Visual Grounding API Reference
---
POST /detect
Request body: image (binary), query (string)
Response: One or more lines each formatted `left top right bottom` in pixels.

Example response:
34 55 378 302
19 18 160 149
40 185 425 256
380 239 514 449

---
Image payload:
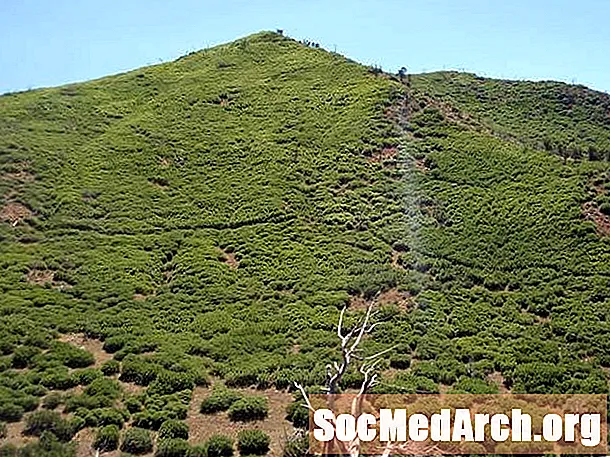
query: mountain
1 31 610 455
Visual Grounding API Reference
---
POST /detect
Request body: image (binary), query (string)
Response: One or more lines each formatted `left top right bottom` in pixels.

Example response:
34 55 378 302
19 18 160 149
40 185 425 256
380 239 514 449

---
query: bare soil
218 248 239 270
59 333 113 369
187 385 295 457
583 201 610 236
0 202 32 226
26 269 72 290
367 146 398 164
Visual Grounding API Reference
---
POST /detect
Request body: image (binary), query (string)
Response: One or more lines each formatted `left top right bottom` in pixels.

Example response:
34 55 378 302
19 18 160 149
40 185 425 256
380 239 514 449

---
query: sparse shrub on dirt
206 434 234 457
227 396 268 422
237 430 270 455
94 424 120 451
155 438 191 457
120 427 153 454
158 419 189 440
200 386 243 414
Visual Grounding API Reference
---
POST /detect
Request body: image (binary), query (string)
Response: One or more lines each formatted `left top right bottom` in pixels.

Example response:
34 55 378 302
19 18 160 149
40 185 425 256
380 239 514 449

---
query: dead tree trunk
294 302 395 457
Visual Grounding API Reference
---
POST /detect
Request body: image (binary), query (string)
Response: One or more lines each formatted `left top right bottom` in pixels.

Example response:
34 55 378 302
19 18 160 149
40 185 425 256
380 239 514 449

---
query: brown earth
26 269 72 290
59 333 113 369
487 371 510 393
187 385 295 457
367 146 398 164
218 248 239 270
583 201 610 236
0 202 32 226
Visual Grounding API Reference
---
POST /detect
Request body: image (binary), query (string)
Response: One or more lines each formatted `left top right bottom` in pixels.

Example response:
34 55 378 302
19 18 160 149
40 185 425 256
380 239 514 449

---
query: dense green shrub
124 396 143 413
228 397 268 422
0 403 24 422
23 410 77 441
120 427 153 454
11 346 41 369
42 392 63 410
101 359 121 376
285 401 308 429
149 371 195 395
206 435 233 457
71 368 103 386
49 342 94 369
0 422 6 439
237 430 270 455
120 356 159 386
94 424 120 451
200 386 243 414
155 438 191 457
158 419 189 440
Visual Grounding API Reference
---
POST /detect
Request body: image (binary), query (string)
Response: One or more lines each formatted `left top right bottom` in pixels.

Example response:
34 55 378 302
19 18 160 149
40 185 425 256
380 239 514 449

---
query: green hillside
2 31 610 455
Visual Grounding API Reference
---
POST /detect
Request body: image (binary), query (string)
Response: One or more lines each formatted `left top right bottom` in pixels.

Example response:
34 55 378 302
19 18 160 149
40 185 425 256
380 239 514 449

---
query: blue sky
1 0 609 94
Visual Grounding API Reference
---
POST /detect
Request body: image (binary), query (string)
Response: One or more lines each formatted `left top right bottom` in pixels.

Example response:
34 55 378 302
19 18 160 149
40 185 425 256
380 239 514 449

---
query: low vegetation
1 29 610 454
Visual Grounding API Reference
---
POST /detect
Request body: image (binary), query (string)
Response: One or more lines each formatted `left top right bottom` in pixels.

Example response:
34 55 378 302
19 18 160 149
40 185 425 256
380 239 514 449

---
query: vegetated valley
1 31 610 456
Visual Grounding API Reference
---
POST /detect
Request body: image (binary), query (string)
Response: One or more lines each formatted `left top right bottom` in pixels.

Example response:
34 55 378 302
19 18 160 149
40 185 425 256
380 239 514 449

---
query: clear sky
1 0 609 94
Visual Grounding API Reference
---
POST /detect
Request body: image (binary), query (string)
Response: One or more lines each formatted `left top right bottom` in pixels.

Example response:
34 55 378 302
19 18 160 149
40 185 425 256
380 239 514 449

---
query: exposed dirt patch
26 269 54 286
583 201 610 236
74 428 96 457
133 293 153 302
26 269 72 290
377 288 412 312
487 371 510 393
0 202 32 226
414 157 430 173
390 250 405 270
59 333 113 369
367 146 398 164
3 421 35 448
350 288 411 312
348 294 369 311
4 170 35 183
217 248 239 270
159 157 172 168
187 385 294 457
120 381 146 396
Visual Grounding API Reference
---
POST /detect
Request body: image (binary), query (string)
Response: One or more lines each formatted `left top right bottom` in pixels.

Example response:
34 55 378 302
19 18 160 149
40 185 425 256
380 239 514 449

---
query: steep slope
0 32 414 454
3 32 610 455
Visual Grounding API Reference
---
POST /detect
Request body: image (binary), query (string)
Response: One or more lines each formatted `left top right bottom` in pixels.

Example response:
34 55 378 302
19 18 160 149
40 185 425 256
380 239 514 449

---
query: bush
156 438 190 457
285 401 308 429
159 419 189 440
237 430 270 455
124 396 143 414
23 410 63 436
206 434 234 457
11 346 41 369
101 359 121 376
187 445 208 457
94 424 120 451
148 371 195 396
42 392 63 410
71 368 103 386
121 427 153 454
0 421 6 439
228 397 268 422
200 387 243 414
0 403 24 422
23 409 77 441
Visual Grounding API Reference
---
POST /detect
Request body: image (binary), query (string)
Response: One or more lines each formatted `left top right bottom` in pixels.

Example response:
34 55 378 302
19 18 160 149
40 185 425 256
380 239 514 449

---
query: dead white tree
293 302 395 457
